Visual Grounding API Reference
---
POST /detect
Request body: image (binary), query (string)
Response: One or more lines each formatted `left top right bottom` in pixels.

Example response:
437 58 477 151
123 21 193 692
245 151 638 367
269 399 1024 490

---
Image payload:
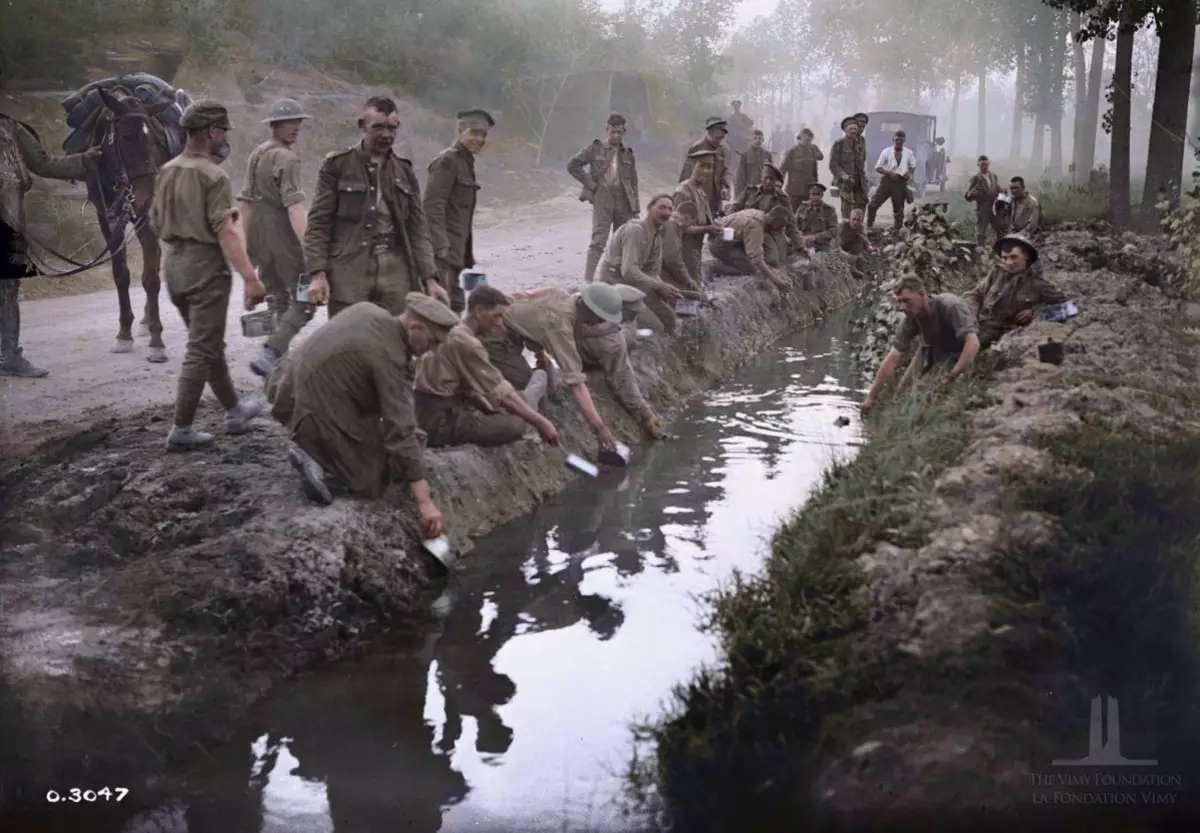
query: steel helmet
262 98 310 124
580 283 624 325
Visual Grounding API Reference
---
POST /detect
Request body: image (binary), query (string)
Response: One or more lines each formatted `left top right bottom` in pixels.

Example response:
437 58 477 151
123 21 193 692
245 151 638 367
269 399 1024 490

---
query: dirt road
0 194 593 443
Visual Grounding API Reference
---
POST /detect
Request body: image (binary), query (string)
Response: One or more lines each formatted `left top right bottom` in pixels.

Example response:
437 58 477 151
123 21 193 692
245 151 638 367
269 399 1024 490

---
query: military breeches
291 412 392 499
636 295 677 336
0 278 21 356
680 235 705 285
763 230 789 268
328 247 413 319
165 261 237 426
436 257 466 314
586 186 635 283
260 261 314 355
838 178 867 219
707 238 758 277
415 391 525 448
974 203 995 246
482 330 534 390
868 178 907 229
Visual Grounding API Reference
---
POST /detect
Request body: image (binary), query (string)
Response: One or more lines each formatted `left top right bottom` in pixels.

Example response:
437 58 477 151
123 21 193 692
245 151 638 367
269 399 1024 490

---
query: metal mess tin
635 328 656 338
295 274 310 303
461 271 488 292
422 536 459 572
598 442 632 468
565 454 599 477
675 298 701 317
240 308 277 338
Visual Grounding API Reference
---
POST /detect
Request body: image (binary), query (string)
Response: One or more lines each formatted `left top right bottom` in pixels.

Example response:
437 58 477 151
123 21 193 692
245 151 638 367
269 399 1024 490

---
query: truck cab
862 111 939 197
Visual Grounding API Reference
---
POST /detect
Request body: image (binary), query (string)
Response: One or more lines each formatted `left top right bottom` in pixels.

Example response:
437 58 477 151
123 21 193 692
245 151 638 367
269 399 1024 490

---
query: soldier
732 162 802 266
149 101 268 451
860 275 980 412
854 112 870 135
680 117 733 215
734 129 772 196
239 98 315 379
1006 176 1041 237
425 108 495 313
867 130 916 232
302 96 448 318
838 208 875 280
660 201 704 298
414 285 559 448
264 294 446 538
703 206 793 292
595 193 682 335
964 233 1064 349
795 183 840 251
482 283 627 452
781 127 824 212
566 113 640 283
830 116 868 220
964 155 1001 246
0 100 101 377
728 99 754 141
673 149 721 285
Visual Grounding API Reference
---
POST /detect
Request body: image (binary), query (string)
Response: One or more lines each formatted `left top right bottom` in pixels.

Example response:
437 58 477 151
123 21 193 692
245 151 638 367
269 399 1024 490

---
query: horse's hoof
147 347 168 364
111 339 134 354
137 322 151 338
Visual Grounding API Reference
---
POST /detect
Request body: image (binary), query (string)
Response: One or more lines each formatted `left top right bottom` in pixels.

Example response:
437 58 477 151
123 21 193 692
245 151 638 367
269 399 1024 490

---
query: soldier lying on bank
964 233 1064 349
265 295 446 539
795 183 839 251
595 193 683 335
731 162 802 266
414 285 560 449
483 283 632 452
860 275 980 412
701 205 793 292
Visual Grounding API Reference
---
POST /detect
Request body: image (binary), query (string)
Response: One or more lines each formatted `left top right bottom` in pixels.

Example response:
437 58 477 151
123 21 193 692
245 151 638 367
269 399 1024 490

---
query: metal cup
722 227 735 241
422 536 459 572
598 442 631 468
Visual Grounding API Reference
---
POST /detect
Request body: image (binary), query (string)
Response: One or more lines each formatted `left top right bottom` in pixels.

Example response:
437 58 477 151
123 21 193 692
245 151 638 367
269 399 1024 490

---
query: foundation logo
1052 695 1157 767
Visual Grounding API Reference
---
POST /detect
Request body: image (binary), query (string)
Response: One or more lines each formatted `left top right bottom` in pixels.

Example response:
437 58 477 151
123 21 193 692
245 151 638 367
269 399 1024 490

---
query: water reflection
114 312 866 833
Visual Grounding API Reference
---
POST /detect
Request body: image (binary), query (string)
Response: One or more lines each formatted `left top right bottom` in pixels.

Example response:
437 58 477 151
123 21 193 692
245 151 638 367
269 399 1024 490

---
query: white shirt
875 146 916 176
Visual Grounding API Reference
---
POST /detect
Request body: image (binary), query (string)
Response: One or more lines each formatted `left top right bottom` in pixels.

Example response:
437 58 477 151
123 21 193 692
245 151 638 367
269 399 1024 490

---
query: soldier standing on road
264 295 446 538
734 129 772 196
149 101 268 451
239 98 314 379
302 96 448 318
781 127 823 212
0 99 100 377
964 155 1001 246
567 113 640 284
795 183 840 251
425 108 495 312
596 193 682 335
731 162 802 267
673 149 721 286
680 117 733 215
867 130 916 232
830 116 868 220
728 100 754 139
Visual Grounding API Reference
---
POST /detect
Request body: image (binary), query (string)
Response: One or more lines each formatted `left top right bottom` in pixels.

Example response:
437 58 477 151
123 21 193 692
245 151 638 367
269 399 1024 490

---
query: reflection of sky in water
113 315 867 833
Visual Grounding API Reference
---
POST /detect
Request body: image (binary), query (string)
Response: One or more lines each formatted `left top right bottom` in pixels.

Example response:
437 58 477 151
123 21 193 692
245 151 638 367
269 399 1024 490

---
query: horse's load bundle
61 73 192 157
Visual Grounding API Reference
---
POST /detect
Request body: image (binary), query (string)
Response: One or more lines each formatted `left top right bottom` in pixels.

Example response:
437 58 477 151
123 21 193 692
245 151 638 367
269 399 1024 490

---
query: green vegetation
629 375 991 831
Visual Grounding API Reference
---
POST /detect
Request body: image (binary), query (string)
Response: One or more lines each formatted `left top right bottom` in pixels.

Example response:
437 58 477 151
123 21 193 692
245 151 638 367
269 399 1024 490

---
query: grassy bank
629 374 992 831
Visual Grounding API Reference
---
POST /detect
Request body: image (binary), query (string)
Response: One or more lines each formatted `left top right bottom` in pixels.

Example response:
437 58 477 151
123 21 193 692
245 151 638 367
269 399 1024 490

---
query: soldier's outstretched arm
14 122 87 181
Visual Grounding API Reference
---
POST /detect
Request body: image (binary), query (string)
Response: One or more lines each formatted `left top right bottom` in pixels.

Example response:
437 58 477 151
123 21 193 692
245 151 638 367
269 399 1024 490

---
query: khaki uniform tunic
966 170 1001 244
484 288 588 391
707 209 771 279
734 145 773 195
304 144 436 316
796 200 840 249
265 301 425 497
575 318 655 425
413 323 526 447
596 216 676 334
829 134 868 218
679 137 733 213
780 142 823 208
1008 194 1041 237
568 139 640 283
424 142 480 312
892 292 978 370
672 178 714 285
150 153 240 422
732 184 801 265
238 140 311 353
660 217 697 291
964 263 1065 348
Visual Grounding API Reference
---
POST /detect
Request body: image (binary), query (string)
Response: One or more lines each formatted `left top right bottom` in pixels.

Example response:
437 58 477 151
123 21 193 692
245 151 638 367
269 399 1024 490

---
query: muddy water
119 311 866 833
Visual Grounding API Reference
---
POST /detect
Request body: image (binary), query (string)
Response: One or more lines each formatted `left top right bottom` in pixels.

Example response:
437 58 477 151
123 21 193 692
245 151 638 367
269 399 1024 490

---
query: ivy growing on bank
1162 144 1200 299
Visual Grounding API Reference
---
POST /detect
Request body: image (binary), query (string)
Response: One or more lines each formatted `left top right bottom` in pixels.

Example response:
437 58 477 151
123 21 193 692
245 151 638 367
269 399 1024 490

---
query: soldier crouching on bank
264 294 446 537
414 285 560 448
703 205 793 292
595 193 683 336
302 96 449 317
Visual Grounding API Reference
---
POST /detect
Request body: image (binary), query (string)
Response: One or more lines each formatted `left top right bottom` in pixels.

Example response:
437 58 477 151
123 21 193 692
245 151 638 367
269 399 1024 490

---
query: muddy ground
0 199 858 821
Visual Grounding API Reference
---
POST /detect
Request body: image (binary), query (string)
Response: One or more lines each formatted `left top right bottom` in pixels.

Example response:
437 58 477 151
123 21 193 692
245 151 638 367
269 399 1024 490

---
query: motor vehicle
861 111 941 198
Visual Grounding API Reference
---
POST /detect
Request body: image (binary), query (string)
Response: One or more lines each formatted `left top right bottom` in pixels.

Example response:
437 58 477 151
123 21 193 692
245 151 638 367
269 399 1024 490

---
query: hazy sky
598 0 781 25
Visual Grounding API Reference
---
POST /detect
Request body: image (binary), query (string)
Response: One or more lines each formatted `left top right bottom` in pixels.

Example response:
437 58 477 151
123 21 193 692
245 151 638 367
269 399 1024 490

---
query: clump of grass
629 375 990 831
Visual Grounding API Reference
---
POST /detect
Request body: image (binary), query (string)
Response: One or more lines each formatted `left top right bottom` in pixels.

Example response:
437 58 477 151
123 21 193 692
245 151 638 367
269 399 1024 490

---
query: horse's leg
138 223 167 363
99 204 136 353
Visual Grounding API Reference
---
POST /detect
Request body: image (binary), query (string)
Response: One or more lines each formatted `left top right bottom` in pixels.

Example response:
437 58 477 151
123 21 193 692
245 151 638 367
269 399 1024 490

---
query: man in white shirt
867 130 917 232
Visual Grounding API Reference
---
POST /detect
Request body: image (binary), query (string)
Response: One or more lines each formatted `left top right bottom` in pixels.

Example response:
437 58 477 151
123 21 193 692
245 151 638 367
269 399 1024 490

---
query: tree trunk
1111 1 1136 226
1048 11 1067 178
1190 24 1200 148
977 65 987 157
1031 117 1046 171
1079 31 1106 180
1071 12 1088 182
1010 45 1025 160
950 75 961 154
1141 0 1198 210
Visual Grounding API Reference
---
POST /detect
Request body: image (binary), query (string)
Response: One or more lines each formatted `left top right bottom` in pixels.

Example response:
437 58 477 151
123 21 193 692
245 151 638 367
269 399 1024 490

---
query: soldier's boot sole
288 445 332 505
226 399 265 435
249 347 281 379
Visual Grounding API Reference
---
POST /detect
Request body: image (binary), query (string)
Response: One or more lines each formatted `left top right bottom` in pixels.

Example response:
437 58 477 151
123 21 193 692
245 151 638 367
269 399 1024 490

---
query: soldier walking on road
149 101 268 451
673 149 721 286
239 98 314 379
425 108 495 312
302 96 448 318
680 117 733 216
781 127 823 212
734 129 772 196
830 116 868 220
964 155 1001 246
567 113 640 283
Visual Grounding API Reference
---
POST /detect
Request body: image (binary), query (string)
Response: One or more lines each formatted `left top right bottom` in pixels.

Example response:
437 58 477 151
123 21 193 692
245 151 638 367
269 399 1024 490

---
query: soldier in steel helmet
239 98 315 378
149 100 268 451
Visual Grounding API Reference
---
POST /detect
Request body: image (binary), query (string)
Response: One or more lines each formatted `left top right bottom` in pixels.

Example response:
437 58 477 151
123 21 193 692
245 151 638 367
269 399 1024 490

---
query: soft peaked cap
405 293 460 330
181 101 232 131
